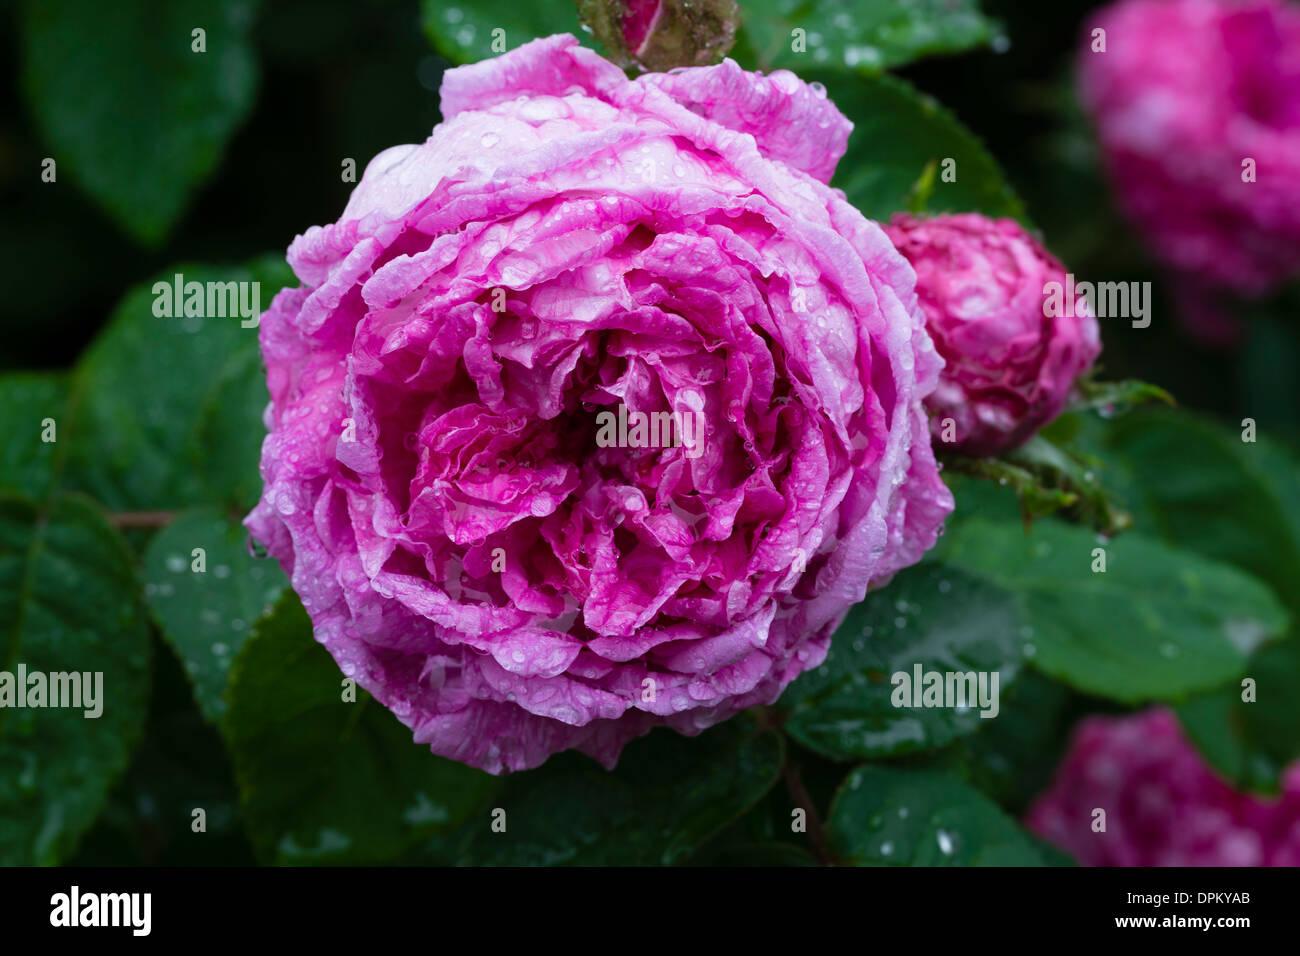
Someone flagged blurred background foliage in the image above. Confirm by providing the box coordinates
[5,0,1297,441]
[1,0,1297,866]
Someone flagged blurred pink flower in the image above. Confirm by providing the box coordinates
[1027,708,1300,866]
[1079,0,1300,296]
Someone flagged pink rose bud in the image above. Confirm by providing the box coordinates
[1079,0,1300,296]
[577,0,739,72]
[1027,708,1300,867]
[884,213,1102,458]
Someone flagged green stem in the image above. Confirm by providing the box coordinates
[783,756,834,866]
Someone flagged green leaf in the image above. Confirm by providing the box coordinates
[1101,410,1300,786]
[224,593,497,864]
[941,451,1084,526]
[420,0,591,64]
[953,670,1073,813]
[940,473,1024,534]
[943,423,1143,536]
[816,69,1025,223]
[827,765,1044,866]
[66,255,293,512]
[193,347,275,514]
[942,518,1289,702]
[1030,834,1077,867]
[904,158,940,215]
[143,508,287,723]
[0,373,68,502]
[1237,292,1300,441]
[0,492,152,864]
[450,716,784,865]
[1007,434,1132,534]
[70,644,254,865]
[693,841,818,866]
[739,0,1001,73]
[1219,639,1300,789]
[1105,410,1300,608]
[1175,688,1284,793]
[1068,377,1174,417]
[681,775,829,864]
[20,0,262,245]
[781,563,1023,761]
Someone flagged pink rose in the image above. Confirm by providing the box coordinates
[1079,0,1300,296]
[1027,708,1300,866]
[246,35,952,774]
[884,213,1101,458]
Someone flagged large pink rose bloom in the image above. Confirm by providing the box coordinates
[246,35,952,774]
[884,213,1101,458]
[1027,708,1300,866]
[1079,0,1300,296]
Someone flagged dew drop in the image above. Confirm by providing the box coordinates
[936,829,956,856]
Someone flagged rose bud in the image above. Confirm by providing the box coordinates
[577,0,739,72]
[246,36,952,773]
[884,213,1102,458]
